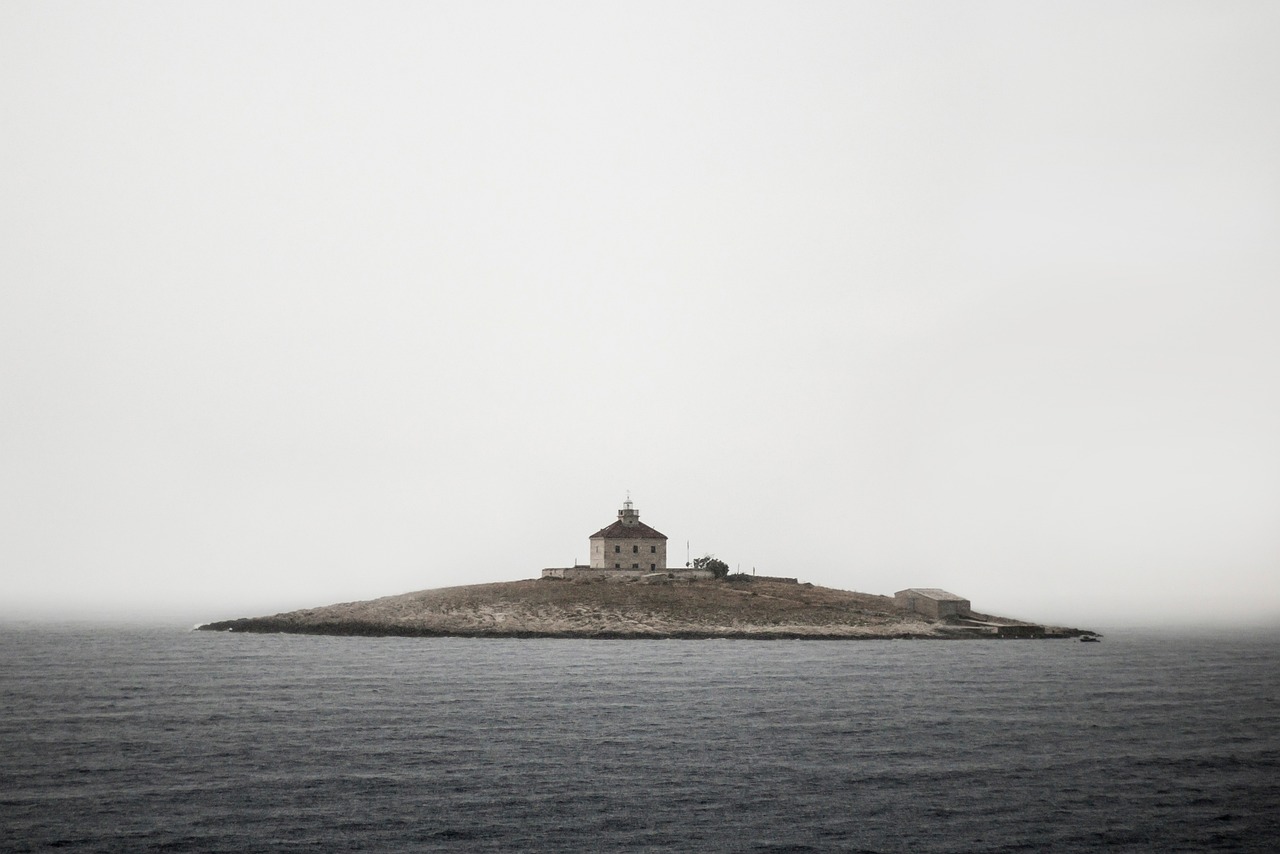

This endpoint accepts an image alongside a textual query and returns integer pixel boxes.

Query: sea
[1,625,1277,853]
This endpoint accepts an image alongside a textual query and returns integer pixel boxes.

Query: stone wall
[542,567,714,581]
[590,537,667,571]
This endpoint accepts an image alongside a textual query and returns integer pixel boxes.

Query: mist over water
[2,626,1277,852]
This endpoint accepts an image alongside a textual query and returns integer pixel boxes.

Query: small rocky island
[197,576,1088,639]
[199,500,1091,640]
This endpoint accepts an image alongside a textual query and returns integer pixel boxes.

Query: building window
[632,563,639,569]
[650,546,656,553]
[615,563,620,568]
[614,545,620,553]
[650,563,656,570]
[632,545,638,554]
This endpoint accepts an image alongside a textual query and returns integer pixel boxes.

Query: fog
[3,2,1277,629]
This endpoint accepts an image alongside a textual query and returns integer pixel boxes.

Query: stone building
[542,499,712,581]
[894,588,972,620]
[589,497,667,571]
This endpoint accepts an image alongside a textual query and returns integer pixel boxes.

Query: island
[198,501,1092,639]
[196,577,1090,639]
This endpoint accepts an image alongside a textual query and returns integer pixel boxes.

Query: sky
[2,2,1278,629]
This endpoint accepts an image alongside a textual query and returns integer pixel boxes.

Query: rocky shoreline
[197,577,1090,640]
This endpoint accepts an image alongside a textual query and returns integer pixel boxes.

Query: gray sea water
[1,625,1277,852]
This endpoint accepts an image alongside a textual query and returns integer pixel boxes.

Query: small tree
[692,554,730,579]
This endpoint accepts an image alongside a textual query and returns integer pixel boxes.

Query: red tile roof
[589,520,668,540]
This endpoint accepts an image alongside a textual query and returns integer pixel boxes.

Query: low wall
[995,624,1045,638]
[542,567,715,582]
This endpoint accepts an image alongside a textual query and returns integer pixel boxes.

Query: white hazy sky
[3,2,1278,628]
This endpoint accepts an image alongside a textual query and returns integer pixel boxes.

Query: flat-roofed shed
[894,588,972,620]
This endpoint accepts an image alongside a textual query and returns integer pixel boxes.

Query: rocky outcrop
[197,577,1088,639]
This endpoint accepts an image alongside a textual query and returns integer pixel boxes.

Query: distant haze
[3,2,1277,629]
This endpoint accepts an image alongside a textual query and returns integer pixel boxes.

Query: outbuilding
[894,588,971,620]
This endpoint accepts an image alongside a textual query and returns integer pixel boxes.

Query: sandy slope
[198,577,1086,639]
